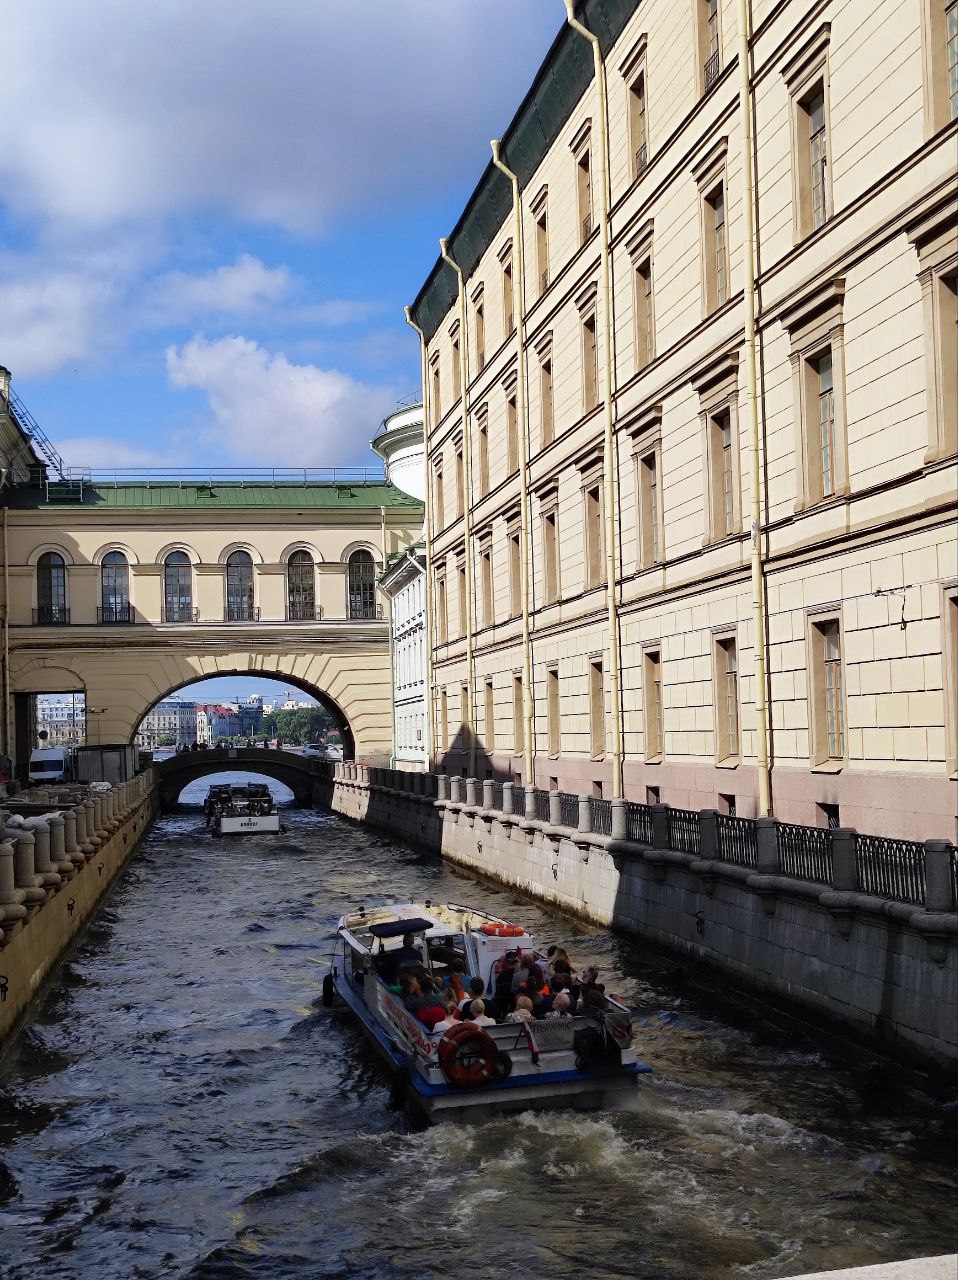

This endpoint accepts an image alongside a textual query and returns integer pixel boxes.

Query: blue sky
[0,2,559,472]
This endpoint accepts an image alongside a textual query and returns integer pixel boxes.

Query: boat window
[426,936,468,977]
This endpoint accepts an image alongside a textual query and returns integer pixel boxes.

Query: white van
[29,748,68,784]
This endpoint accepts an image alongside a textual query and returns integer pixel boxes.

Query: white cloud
[145,254,292,324]
[0,269,117,377]
[0,1,557,233]
[165,334,396,466]
[55,436,168,469]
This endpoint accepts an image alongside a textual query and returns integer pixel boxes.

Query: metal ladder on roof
[7,389,84,501]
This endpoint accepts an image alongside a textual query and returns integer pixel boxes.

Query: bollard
[756,818,780,875]
[84,800,102,849]
[32,823,62,891]
[62,809,84,869]
[49,813,74,877]
[525,787,537,820]
[699,810,719,860]
[465,777,478,807]
[482,779,495,811]
[0,840,27,926]
[924,840,957,913]
[502,782,514,816]
[651,803,670,850]
[577,795,592,835]
[436,774,449,801]
[829,828,859,892]
[75,804,92,857]
[11,832,45,906]
[450,776,462,803]
[548,790,561,827]
[611,799,627,841]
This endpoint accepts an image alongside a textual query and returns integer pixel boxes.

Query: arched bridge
[155,747,325,810]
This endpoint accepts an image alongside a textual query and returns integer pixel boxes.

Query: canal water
[1,773,955,1280]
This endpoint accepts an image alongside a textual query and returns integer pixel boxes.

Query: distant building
[35,694,85,746]
[136,700,197,749]
[195,703,241,744]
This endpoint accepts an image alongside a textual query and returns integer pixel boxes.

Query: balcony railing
[225,604,260,623]
[33,605,69,625]
[704,51,720,91]
[540,268,549,294]
[97,604,134,624]
[635,142,649,176]
[581,212,593,241]
[162,605,199,623]
[347,603,383,621]
[287,602,324,622]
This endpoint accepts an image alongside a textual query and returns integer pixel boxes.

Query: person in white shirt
[466,998,497,1027]
[431,1000,461,1034]
[505,995,535,1024]
[545,993,572,1020]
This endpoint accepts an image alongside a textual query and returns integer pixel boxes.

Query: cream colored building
[408,0,958,840]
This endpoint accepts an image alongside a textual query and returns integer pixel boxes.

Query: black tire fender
[321,974,336,1007]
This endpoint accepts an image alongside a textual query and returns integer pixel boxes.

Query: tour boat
[323,901,651,1123]
[204,782,283,835]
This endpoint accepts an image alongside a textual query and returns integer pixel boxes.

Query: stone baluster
[577,795,592,835]
[84,800,102,850]
[49,813,75,878]
[74,804,93,859]
[0,840,27,929]
[525,786,537,820]
[482,779,495,811]
[611,799,627,841]
[465,777,478,807]
[32,823,62,892]
[502,782,514,816]
[548,790,561,827]
[449,776,462,804]
[436,774,449,801]
[62,809,84,869]
[10,831,45,908]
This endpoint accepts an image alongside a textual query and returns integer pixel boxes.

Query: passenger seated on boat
[545,993,573,1020]
[492,952,520,1019]
[441,962,466,1005]
[505,995,535,1024]
[579,985,610,1016]
[465,999,496,1027]
[539,973,566,1015]
[457,976,487,1015]
[399,973,446,1029]
[377,933,423,985]
[431,1000,460,1033]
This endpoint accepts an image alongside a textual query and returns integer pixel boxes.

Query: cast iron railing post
[924,840,956,913]
[755,817,780,874]
[830,828,859,892]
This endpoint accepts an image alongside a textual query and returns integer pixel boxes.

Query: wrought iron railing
[559,791,580,828]
[287,602,323,622]
[488,780,504,811]
[97,604,134,624]
[534,788,552,822]
[225,604,260,623]
[856,834,926,906]
[162,605,199,623]
[581,212,593,241]
[716,813,758,868]
[590,796,613,836]
[704,51,720,90]
[511,784,526,814]
[347,603,383,621]
[33,605,69,625]
[668,807,702,855]
[779,822,832,884]
[635,142,649,175]
[626,802,655,845]
[540,268,549,293]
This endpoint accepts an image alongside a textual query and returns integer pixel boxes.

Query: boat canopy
[368,918,434,939]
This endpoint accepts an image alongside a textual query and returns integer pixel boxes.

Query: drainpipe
[404,308,436,771]
[439,238,477,780]
[564,1,624,800]
[490,140,536,789]
[735,0,772,815]
[380,504,397,768]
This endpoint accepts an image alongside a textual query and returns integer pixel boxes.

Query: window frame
[512,672,525,756]
[919,0,958,134]
[472,285,486,373]
[907,196,958,462]
[532,187,549,296]
[943,581,958,776]
[693,139,730,318]
[571,120,594,245]
[712,629,741,765]
[643,646,663,763]
[589,657,606,760]
[546,664,561,758]
[806,609,847,771]
[484,677,496,754]
[476,404,490,497]
[630,406,664,570]
[692,349,742,544]
[539,488,561,605]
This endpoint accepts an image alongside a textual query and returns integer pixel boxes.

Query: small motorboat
[204,783,282,836]
[324,901,651,1123]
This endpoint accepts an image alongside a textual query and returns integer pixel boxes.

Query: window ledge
[715,757,740,770]
[644,754,663,766]
[810,760,844,774]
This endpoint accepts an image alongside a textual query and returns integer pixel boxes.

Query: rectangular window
[705,184,728,310]
[481,545,494,628]
[513,674,524,755]
[437,575,448,643]
[535,204,549,294]
[457,561,467,636]
[635,257,654,370]
[461,682,470,738]
[708,409,738,539]
[585,482,604,588]
[440,688,448,750]
[454,441,465,518]
[540,356,554,448]
[477,411,490,497]
[583,312,598,412]
[506,392,519,474]
[543,509,559,604]
[949,0,958,120]
[630,71,648,177]
[815,350,835,498]
[810,618,846,764]
[509,531,521,617]
[547,666,561,757]
[434,465,444,529]
[474,296,486,372]
[805,86,830,230]
[944,589,958,774]
[644,649,663,759]
[502,256,515,338]
[638,447,662,568]
[577,148,593,243]
[702,0,721,90]
[431,357,441,421]
[714,635,740,761]
[452,333,462,401]
[484,678,495,753]
[589,659,605,759]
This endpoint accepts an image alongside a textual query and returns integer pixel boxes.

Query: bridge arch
[154,748,319,810]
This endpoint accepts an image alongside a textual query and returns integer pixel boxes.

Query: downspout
[404,308,436,769]
[491,139,536,789]
[564,1,624,799]
[380,503,396,767]
[735,0,772,815]
[439,238,477,780]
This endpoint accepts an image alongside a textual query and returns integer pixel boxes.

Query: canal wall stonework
[316,769,958,1075]
[0,774,157,1049]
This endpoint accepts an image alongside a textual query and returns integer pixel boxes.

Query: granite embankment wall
[314,768,958,1074]
[0,774,157,1048]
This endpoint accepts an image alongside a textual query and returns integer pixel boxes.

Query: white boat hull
[216,813,281,835]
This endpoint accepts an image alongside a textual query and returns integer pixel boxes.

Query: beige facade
[410,0,958,840]
[0,480,423,764]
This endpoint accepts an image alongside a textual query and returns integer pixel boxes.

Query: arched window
[164,552,194,623]
[36,552,68,624]
[100,551,131,623]
[347,549,377,620]
[287,550,316,621]
[226,550,255,622]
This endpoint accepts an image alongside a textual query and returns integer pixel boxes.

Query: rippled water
[0,771,955,1280]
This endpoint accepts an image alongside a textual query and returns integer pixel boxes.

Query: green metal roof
[410,0,639,344]
[7,481,423,512]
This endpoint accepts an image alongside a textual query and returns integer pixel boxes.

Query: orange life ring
[479,921,525,937]
[437,1023,498,1088]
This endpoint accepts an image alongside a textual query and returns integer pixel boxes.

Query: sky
[1,2,560,472]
